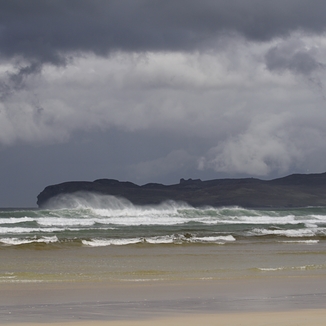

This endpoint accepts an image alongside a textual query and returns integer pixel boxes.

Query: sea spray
[1,193,326,248]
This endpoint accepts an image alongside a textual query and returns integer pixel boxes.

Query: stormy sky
[1,0,326,206]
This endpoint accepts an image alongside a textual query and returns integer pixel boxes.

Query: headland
[37,172,326,208]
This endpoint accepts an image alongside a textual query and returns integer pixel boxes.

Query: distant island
[36,172,326,208]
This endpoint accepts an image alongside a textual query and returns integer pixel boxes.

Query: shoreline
[5,310,326,326]
[2,276,326,324]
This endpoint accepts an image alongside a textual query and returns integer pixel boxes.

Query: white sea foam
[0,280,45,283]
[92,215,186,226]
[0,236,58,246]
[0,217,35,224]
[259,264,325,272]
[22,210,326,228]
[192,235,236,243]
[122,278,166,282]
[60,210,312,227]
[1,203,326,244]
[47,192,189,212]
[0,227,63,234]
[310,214,326,220]
[76,208,326,227]
[37,217,95,227]
[82,238,143,246]
[0,276,16,279]
[0,272,15,280]
[250,228,316,237]
[279,240,319,244]
[304,223,318,228]
[259,267,284,271]
[46,193,320,226]
[7,194,325,229]
[145,235,175,244]
[233,215,297,224]
[81,234,236,247]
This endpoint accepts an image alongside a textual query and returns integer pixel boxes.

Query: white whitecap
[0,217,35,224]
[82,238,143,247]
[145,236,175,244]
[250,228,316,237]
[0,236,58,246]
[37,217,95,227]
[279,240,319,244]
[192,235,236,243]
[93,215,186,226]
[0,227,63,234]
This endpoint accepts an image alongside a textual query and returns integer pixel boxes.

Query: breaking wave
[1,193,326,248]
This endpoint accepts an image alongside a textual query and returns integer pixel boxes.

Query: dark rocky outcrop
[37,172,326,208]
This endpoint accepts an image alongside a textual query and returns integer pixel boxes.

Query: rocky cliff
[37,172,326,208]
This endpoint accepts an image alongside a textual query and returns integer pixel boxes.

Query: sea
[1,192,326,283]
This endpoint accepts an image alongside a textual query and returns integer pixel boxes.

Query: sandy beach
[2,276,326,325]
[3,310,326,326]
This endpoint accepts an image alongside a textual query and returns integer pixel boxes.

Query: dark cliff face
[37,173,326,208]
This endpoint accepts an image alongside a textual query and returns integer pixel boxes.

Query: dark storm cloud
[265,44,324,75]
[1,0,326,65]
[2,0,326,207]
[0,62,42,99]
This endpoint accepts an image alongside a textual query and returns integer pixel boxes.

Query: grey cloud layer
[1,0,326,64]
[1,37,326,177]
[265,39,325,75]
[1,0,326,205]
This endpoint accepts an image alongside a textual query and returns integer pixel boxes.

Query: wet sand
[1,276,326,324]
[6,310,326,326]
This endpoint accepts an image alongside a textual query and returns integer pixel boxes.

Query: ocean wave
[1,215,324,229]
[279,240,319,244]
[14,211,326,228]
[81,234,236,247]
[45,192,190,211]
[1,205,326,245]
[37,193,326,224]
[0,227,63,234]
[0,217,35,224]
[249,228,316,237]
[2,202,326,229]
[82,238,142,246]
[191,235,235,243]
[0,236,58,246]
[37,217,96,227]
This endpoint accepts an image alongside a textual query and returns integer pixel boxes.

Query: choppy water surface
[1,193,326,282]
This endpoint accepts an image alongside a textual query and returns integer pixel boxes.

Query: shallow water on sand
[1,238,326,283]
